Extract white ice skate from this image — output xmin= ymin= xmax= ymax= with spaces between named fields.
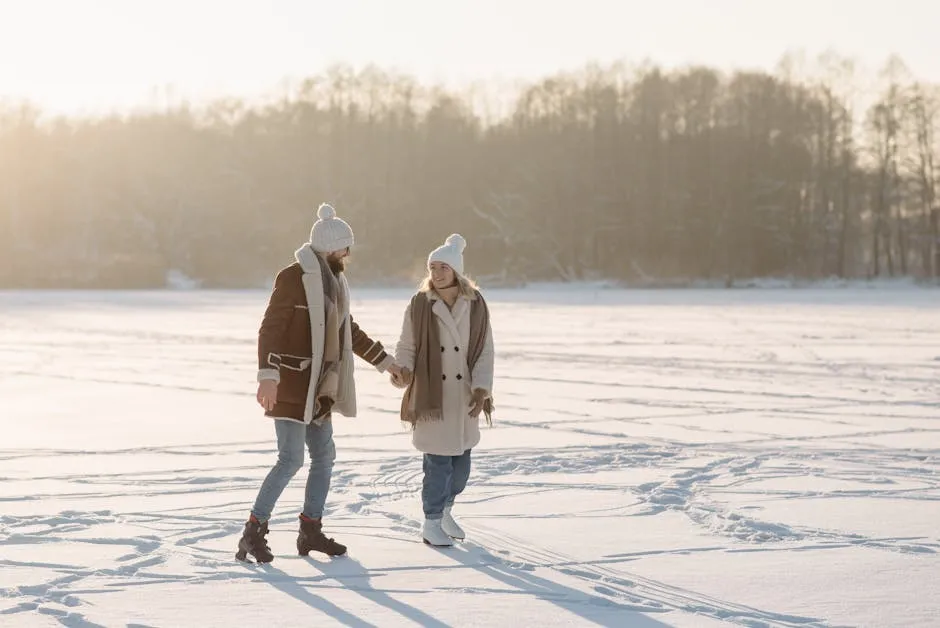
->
xmin=422 ymin=518 xmax=454 ymax=547
xmin=441 ymin=505 xmax=465 ymax=540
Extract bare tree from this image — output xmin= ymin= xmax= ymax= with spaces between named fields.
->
xmin=906 ymin=82 xmax=939 ymax=277
xmin=2 ymin=56 xmax=938 ymax=288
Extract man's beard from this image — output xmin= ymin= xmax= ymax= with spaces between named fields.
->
xmin=327 ymin=256 xmax=346 ymax=275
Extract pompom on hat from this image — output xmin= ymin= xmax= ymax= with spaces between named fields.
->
xmin=309 ymin=203 xmax=355 ymax=253
xmin=427 ymin=233 xmax=467 ymax=275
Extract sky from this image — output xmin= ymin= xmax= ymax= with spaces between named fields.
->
xmin=1 ymin=0 xmax=939 ymax=117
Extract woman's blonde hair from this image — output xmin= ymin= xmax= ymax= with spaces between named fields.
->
xmin=418 ymin=270 xmax=480 ymax=300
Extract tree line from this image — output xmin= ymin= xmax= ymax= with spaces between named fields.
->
xmin=2 ymin=53 xmax=939 ymax=288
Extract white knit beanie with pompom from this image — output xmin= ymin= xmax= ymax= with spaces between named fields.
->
xmin=309 ymin=203 xmax=355 ymax=253
xmin=427 ymin=234 xmax=467 ymax=275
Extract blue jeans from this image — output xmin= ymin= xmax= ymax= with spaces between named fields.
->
xmin=422 ymin=449 xmax=472 ymax=519
xmin=251 ymin=417 xmax=335 ymax=522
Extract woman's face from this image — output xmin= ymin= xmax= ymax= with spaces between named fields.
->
xmin=429 ymin=262 xmax=456 ymax=290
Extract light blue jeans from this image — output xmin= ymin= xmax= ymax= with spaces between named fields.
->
xmin=422 ymin=449 xmax=472 ymax=519
xmin=251 ymin=417 xmax=335 ymax=522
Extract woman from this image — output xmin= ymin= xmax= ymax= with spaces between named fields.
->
xmin=391 ymin=233 xmax=495 ymax=547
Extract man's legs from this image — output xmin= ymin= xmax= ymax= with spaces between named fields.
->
xmin=251 ymin=419 xmax=306 ymax=522
xmin=238 ymin=419 xmax=305 ymax=562
xmin=301 ymin=416 xmax=336 ymax=519
xmin=296 ymin=415 xmax=346 ymax=556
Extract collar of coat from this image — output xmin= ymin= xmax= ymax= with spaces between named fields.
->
xmin=295 ymin=243 xmax=324 ymax=274
xmin=423 ymin=289 xmax=472 ymax=343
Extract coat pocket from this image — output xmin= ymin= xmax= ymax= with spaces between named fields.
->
xmin=277 ymin=354 xmax=312 ymax=405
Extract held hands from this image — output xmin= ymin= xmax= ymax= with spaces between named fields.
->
xmin=257 ymin=379 xmax=278 ymax=411
xmin=388 ymin=364 xmax=412 ymax=389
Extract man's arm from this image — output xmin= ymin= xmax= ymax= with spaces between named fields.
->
xmin=257 ymin=268 xmax=296 ymax=383
xmin=349 ymin=316 xmax=395 ymax=372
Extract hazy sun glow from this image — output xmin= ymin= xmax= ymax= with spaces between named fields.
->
xmin=2 ymin=0 xmax=940 ymax=116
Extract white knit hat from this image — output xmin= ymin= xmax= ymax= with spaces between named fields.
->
xmin=427 ymin=234 xmax=467 ymax=275
xmin=309 ymin=203 xmax=355 ymax=253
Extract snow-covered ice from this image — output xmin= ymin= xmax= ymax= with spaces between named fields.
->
xmin=0 ymin=287 xmax=938 ymax=627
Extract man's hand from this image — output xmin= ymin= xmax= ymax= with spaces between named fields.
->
xmin=257 ymin=379 xmax=278 ymax=411
xmin=387 ymin=363 xmax=403 ymax=387
xmin=468 ymin=388 xmax=488 ymax=418
xmin=388 ymin=363 xmax=404 ymax=388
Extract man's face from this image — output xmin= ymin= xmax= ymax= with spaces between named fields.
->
xmin=326 ymin=247 xmax=350 ymax=273
xmin=327 ymin=247 xmax=349 ymax=263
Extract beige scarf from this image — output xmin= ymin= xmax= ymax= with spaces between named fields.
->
xmin=313 ymin=274 xmax=341 ymax=420
xmin=294 ymin=244 xmax=355 ymax=423
xmin=400 ymin=290 xmax=493 ymax=427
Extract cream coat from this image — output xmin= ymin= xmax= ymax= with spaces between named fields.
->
xmin=394 ymin=291 xmax=495 ymax=456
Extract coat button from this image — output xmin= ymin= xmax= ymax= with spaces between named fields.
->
xmin=454 ymin=346 xmax=459 ymax=352
xmin=456 ymin=374 xmax=463 ymax=380
xmin=441 ymin=346 xmax=445 ymax=352
xmin=442 ymin=374 xmax=447 ymax=380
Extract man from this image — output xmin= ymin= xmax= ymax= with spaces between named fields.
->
xmin=236 ymin=203 xmax=403 ymax=563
